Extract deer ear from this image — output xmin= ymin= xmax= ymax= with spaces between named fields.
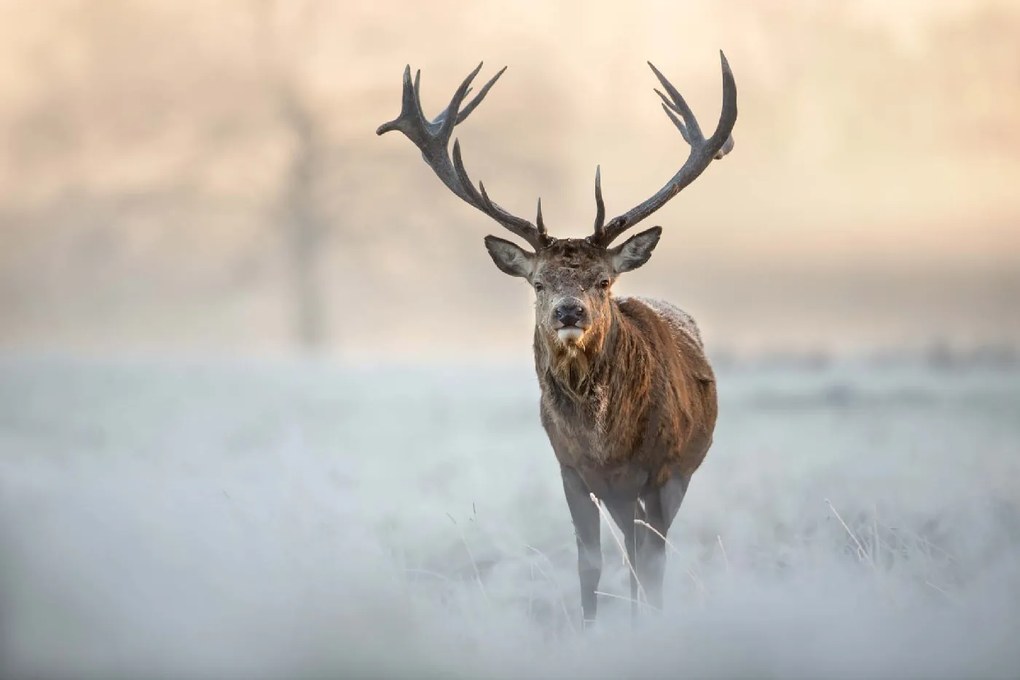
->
xmin=484 ymin=235 xmax=535 ymax=279
xmin=609 ymin=226 xmax=662 ymax=274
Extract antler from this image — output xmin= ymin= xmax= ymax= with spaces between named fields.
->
xmin=591 ymin=51 xmax=737 ymax=247
xmin=376 ymin=63 xmax=550 ymax=250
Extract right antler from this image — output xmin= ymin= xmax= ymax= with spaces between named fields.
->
xmin=591 ymin=52 xmax=737 ymax=247
xmin=376 ymin=63 xmax=550 ymax=250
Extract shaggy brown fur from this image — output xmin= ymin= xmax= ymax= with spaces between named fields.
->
xmin=536 ymin=296 xmax=717 ymax=497
xmin=483 ymin=232 xmax=719 ymax=619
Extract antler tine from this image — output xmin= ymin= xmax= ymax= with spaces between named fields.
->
xmin=649 ymin=62 xmax=703 ymax=142
xmin=535 ymin=197 xmax=547 ymax=238
xmin=377 ymin=63 xmax=549 ymax=250
xmin=434 ymin=62 xmax=484 ymax=143
xmin=657 ymin=96 xmax=692 ymax=145
xmin=376 ymin=65 xmax=427 ymax=142
xmin=593 ymin=165 xmax=605 ymax=234
xmin=457 ymin=66 xmax=507 ymax=124
xmin=412 ymin=70 xmax=425 ymax=123
xmin=594 ymin=51 xmax=737 ymax=246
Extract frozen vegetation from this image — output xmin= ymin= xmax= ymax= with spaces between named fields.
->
xmin=0 ymin=354 xmax=1018 ymax=678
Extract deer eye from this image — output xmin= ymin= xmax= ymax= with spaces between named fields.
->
xmin=599 ymin=279 xmax=611 ymax=290
xmin=534 ymin=282 xmax=545 ymax=292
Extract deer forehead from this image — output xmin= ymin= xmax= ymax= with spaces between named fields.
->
xmin=535 ymin=240 xmax=612 ymax=286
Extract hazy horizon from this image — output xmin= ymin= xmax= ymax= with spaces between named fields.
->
xmin=1 ymin=0 xmax=1018 ymax=358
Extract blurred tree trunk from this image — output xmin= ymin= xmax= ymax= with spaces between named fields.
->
xmin=256 ymin=0 xmax=330 ymax=351
xmin=277 ymin=81 xmax=327 ymax=349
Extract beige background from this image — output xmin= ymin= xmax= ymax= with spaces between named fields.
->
xmin=1 ymin=0 xmax=1018 ymax=358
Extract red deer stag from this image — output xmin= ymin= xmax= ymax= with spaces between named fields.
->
xmin=377 ymin=54 xmax=736 ymax=624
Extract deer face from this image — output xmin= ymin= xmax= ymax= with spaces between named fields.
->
xmin=484 ymin=228 xmax=663 ymax=348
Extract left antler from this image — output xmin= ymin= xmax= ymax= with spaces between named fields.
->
xmin=591 ymin=51 xmax=737 ymax=247
xmin=376 ymin=63 xmax=551 ymax=250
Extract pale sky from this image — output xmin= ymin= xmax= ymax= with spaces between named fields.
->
xmin=1 ymin=0 xmax=1018 ymax=356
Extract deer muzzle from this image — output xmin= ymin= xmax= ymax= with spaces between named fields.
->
xmin=553 ymin=298 xmax=589 ymax=344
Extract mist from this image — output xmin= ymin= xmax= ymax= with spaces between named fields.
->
xmin=2 ymin=356 xmax=1018 ymax=677
xmin=1 ymin=2 xmax=1019 ymax=678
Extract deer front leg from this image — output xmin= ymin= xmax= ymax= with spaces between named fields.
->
xmin=605 ymin=498 xmax=640 ymax=619
xmin=636 ymin=491 xmax=668 ymax=611
xmin=637 ymin=472 xmax=690 ymax=611
xmin=561 ymin=465 xmax=601 ymax=626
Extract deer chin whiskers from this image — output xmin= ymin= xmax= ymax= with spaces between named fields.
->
xmin=556 ymin=326 xmax=586 ymax=346
xmin=544 ymin=323 xmax=611 ymax=400
xmin=550 ymin=354 xmax=592 ymax=400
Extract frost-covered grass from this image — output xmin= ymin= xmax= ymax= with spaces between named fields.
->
xmin=1 ymin=354 xmax=1018 ymax=678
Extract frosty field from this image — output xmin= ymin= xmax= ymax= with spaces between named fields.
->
xmin=1 ymin=354 xmax=1018 ymax=678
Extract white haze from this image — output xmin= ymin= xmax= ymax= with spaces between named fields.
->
xmin=1 ymin=355 xmax=1019 ymax=678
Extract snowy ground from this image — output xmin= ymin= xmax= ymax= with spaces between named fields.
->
xmin=1 ymin=354 xmax=1018 ymax=679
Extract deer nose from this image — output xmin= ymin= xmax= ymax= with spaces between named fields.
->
xmin=554 ymin=301 xmax=586 ymax=326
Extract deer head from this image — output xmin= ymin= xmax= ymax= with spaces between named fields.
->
xmin=377 ymin=55 xmax=737 ymax=351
